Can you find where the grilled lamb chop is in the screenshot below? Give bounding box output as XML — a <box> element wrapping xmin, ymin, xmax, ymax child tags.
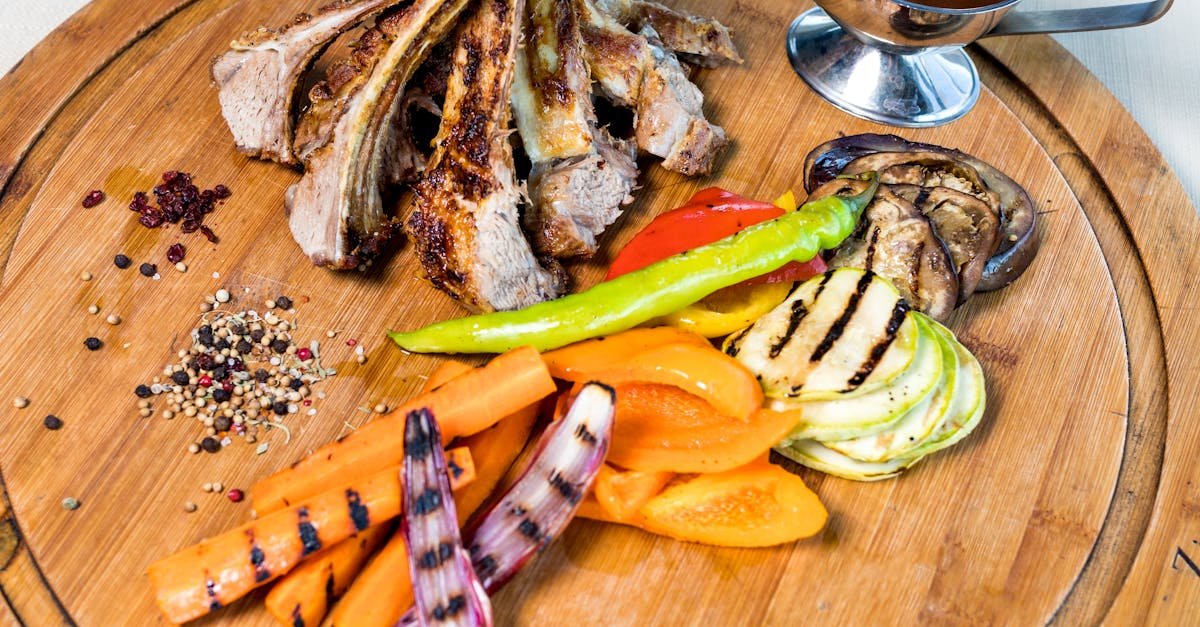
<box><xmin>408</xmin><ymin>0</ymin><xmax>567</xmax><ymax>311</ymax></box>
<box><xmin>286</xmin><ymin>0</ymin><xmax>470</xmax><ymax>269</ymax></box>
<box><xmin>513</xmin><ymin>0</ymin><xmax>638</xmax><ymax>257</ymax></box>
<box><xmin>611</xmin><ymin>0</ymin><xmax>743</xmax><ymax>66</ymax></box>
<box><xmin>635</xmin><ymin>25</ymin><xmax>727</xmax><ymax>175</ymax></box>
<box><xmin>383</xmin><ymin>87</ymin><xmax>441</xmax><ymax>185</ymax></box>
<box><xmin>211</xmin><ymin>0</ymin><xmax>397</xmax><ymax>164</ymax></box>
<box><xmin>576</xmin><ymin>0</ymin><xmax>726</xmax><ymax>175</ymax></box>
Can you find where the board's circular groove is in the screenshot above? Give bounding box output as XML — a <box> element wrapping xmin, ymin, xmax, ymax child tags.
<box><xmin>0</xmin><ymin>1</ymin><xmax>1195</xmax><ymax>625</ymax></box>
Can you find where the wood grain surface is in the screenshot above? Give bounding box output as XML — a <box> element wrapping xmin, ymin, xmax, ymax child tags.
<box><xmin>0</xmin><ymin>1</ymin><xmax>1196</xmax><ymax>625</ymax></box>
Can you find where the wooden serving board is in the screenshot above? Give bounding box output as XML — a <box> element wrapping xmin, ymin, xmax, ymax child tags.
<box><xmin>1</xmin><ymin>0</ymin><xmax>1197</xmax><ymax>624</ymax></box>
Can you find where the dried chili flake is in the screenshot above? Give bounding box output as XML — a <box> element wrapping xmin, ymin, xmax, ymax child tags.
<box><xmin>81</xmin><ymin>190</ymin><xmax>105</xmax><ymax>208</ymax></box>
<box><xmin>166</xmin><ymin>243</ymin><xmax>186</xmax><ymax>264</ymax></box>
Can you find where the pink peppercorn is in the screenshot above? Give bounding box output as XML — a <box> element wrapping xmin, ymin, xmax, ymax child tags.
<box><xmin>346</xmin><ymin>339</ymin><xmax>357</xmax><ymax>347</ymax></box>
<box><xmin>303</xmin><ymin>399</ymin><xmax>312</xmax><ymax>407</ymax></box>
<box><xmin>222</xmin><ymin>381</ymin><xmax>234</xmax><ymax>393</ymax></box>
<box><xmin>226</xmin><ymin>489</ymin><xmax>244</xmax><ymax>503</ymax></box>
<box><xmin>198</xmin><ymin>374</ymin><xmax>213</xmax><ymax>387</ymax></box>
<box><xmin>296</xmin><ymin>347</ymin><xmax>313</xmax><ymax>361</ymax></box>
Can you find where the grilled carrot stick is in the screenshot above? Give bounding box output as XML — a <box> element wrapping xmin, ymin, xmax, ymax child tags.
<box><xmin>328</xmin><ymin>529</ymin><xmax>414</xmax><ymax>627</ymax></box>
<box><xmin>149</xmin><ymin>448</ymin><xmax>474</xmax><ymax>624</ymax></box>
<box><xmin>252</xmin><ymin>346</ymin><xmax>554</xmax><ymax>514</ymax></box>
<box><xmin>263</xmin><ymin>524</ymin><xmax>390</xmax><ymax>627</ymax></box>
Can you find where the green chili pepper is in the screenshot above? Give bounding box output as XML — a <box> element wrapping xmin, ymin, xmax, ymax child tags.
<box><xmin>389</xmin><ymin>175</ymin><xmax>879</xmax><ymax>353</ymax></box>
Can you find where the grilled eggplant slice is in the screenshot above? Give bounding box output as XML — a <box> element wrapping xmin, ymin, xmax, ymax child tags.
<box><xmin>826</xmin><ymin>185</ymin><xmax>959</xmax><ymax>321</ymax></box>
<box><xmin>890</xmin><ymin>184</ymin><xmax>1000</xmax><ymax>301</ymax></box>
<box><xmin>724</xmin><ymin>268</ymin><xmax>917</xmax><ymax>402</ymax></box>
<box><xmin>803</xmin><ymin>134</ymin><xmax>1037</xmax><ymax>292</ymax></box>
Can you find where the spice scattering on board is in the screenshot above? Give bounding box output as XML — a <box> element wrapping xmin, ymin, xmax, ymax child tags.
<box><xmin>128</xmin><ymin>170</ymin><xmax>229</xmax><ymax>243</ymax></box>
<box><xmin>135</xmin><ymin>292</ymin><xmax>336</xmax><ymax>455</ymax></box>
<box><xmin>81</xmin><ymin>189</ymin><xmax>105</xmax><ymax>208</ymax></box>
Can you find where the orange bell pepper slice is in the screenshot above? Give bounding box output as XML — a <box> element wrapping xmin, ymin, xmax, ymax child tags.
<box><xmin>638</xmin><ymin>458</ymin><xmax>827</xmax><ymax>547</ymax></box>
<box><xmin>542</xmin><ymin>327</ymin><xmax>710</xmax><ymax>381</ymax></box>
<box><xmin>555</xmin><ymin>342</ymin><xmax>763</xmax><ymax>423</ymax></box>
<box><xmin>593</xmin><ymin>464</ymin><xmax>675</xmax><ymax>523</ymax></box>
<box><xmin>607</xmin><ymin>383</ymin><xmax>797</xmax><ymax>473</ymax></box>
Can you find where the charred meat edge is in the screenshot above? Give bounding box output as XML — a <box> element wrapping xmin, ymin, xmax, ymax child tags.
<box><xmin>889</xmin><ymin>184</ymin><xmax>1000</xmax><ymax>302</ymax></box>
<box><xmin>627</xmin><ymin>0</ymin><xmax>743</xmax><ymax>66</ymax></box>
<box><xmin>514</xmin><ymin>0</ymin><xmax>638</xmax><ymax>257</ymax></box>
<box><xmin>802</xmin><ymin>134</ymin><xmax>1037</xmax><ymax>292</ymax></box>
<box><xmin>824</xmin><ymin>183</ymin><xmax>959</xmax><ymax>322</ymax></box>
<box><xmin>407</xmin><ymin>0</ymin><xmax>567</xmax><ymax>312</ymax></box>
<box><xmin>211</xmin><ymin>0</ymin><xmax>398</xmax><ymax>164</ymax></box>
<box><xmin>286</xmin><ymin>0</ymin><xmax>470</xmax><ymax>269</ymax></box>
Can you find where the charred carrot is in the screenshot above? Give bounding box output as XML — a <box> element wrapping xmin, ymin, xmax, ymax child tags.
<box><xmin>328</xmin><ymin>530</ymin><xmax>414</xmax><ymax>627</ymax></box>
<box><xmin>264</xmin><ymin>524</ymin><xmax>390</xmax><ymax>627</ymax></box>
<box><xmin>253</xmin><ymin>347</ymin><xmax>554</xmax><ymax>514</ymax></box>
<box><xmin>149</xmin><ymin>448</ymin><xmax>474</xmax><ymax>624</ymax></box>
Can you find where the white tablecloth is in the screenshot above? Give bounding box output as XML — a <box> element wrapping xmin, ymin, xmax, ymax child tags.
<box><xmin>1</xmin><ymin>0</ymin><xmax>1196</xmax><ymax>207</ymax></box>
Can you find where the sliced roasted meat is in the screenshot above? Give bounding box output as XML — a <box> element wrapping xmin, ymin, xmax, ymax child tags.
<box><xmin>408</xmin><ymin>0</ymin><xmax>567</xmax><ymax>311</ymax></box>
<box><xmin>382</xmin><ymin>87</ymin><xmax>441</xmax><ymax>185</ymax></box>
<box><xmin>628</xmin><ymin>1</ymin><xmax>743</xmax><ymax>66</ymax></box>
<box><xmin>635</xmin><ymin>25</ymin><xmax>727</xmax><ymax>175</ymax></box>
<box><xmin>513</xmin><ymin>0</ymin><xmax>594</xmax><ymax>163</ymax></box>
<box><xmin>823</xmin><ymin>184</ymin><xmax>959</xmax><ymax>321</ymax></box>
<box><xmin>526</xmin><ymin>129</ymin><xmax>638</xmax><ymax>256</ymax></box>
<box><xmin>211</xmin><ymin>0</ymin><xmax>397</xmax><ymax>164</ymax></box>
<box><xmin>577</xmin><ymin>0</ymin><xmax>727</xmax><ymax>175</ymax></box>
<box><xmin>803</xmin><ymin>134</ymin><xmax>1037</xmax><ymax>292</ymax></box>
<box><xmin>513</xmin><ymin>0</ymin><xmax>638</xmax><ymax>257</ymax></box>
<box><xmin>286</xmin><ymin>0</ymin><xmax>470</xmax><ymax>269</ymax></box>
<box><xmin>577</xmin><ymin>0</ymin><xmax>652</xmax><ymax>107</ymax></box>
<box><xmin>890</xmin><ymin>185</ymin><xmax>1000</xmax><ymax>301</ymax></box>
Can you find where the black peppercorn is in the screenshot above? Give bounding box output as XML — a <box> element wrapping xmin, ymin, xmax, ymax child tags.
<box><xmin>43</xmin><ymin>415</ymin><xmax>63</xmax><ymax>430</ymax></box>
<box><xmin>254</xmin><ymin>369</ymin><xmax>270</xmax><ymax>383</ymax></box>
<box><xmin>275</xmin><ymin>295</ymin><xmax>293</xmax><ymax>310</ymax></box>
<box><xmin>250</xmin><ymin>329</ymin><xmax>265</xmax><ymax>342</ymax></box>
<box><xmin>84</xmin><ymin>337</ymin><xmax>102</xmax><ymax>351</ymax></box>
<box><xmin>200</xmin><ymin>437</ymin><xmax>221</xmax><ymax>453</ymax></box>
<box><xmin>171</xmin><ymin>370</ymin><xmax>190</xmax><ymax>386</ymax></box>
<box><xmin>213</xmin><ymin>415</ymin><xmax>232</xmax><ymax>432</ymax></box>
<box><xmin>212</xmin><ymin>388</ymin><xmax>231</xmax><ymax>403</ymax></box>
<box><xmin>236</xmin><ymin>340</ymin><xmax>253</xmax><ymax>355</ymax></box>
<box><xmin>211</xmin><ymin>365</ymin><xmax>228</xmax><ymax>381</ymax></box>
<box><xmin>271</xmin><ymin>339</ymin><xmax>288</xmax><ymax>354</ymax></box>
<box><xmin>289</xmin><ymin>378</ymin><xmax>304</xmax><ymax>391</ymax></box>
<box><xmin>272</xmin><ymin>401</ymin><xmax>289</xmax><ymax>416</ymax></box>
<box><xmin>214</xmin><ymin>339</ymin><xmax>231</xmax><ymax>351</ymax></box>
<box><xmin>134</xmin><ymin>384</ymin><xmax>153</xmax><ymax>398</ymax></box>
<box><xmin>197</xmin><ymin>325</ymin><xmax>215</xmax><ymax>347</ymax></box>
<box><xmin>139</xmin><ymin>262</ymin><xmax>158</xmax><ymax>277</ymax></box>
<box><xmin>114</xmin><ymin>254</ymin><xmax>132</xmax><ymax>269</ymax></box>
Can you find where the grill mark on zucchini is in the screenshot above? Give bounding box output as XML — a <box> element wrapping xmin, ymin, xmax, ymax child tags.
<box><xmin>810</xmin><ymin>270</ymin><xmax>875</xmax><ymax>363</ymax></box>
<box><xmin>724</xmin><ymin>325</ymin><xmax>752</xmax><ymax>357</ymax></box>
<box><xmin>845</xmin><ymin>301</ymin><xmax>910</xmax><ymax>390</ymax></box>
<box><xmin>812</xmin><ymin>270</ymin><xmax>835</xmax><ymax>301</ymax></box>
<box><xmin>768</xmin><ymin>299</ymin><xmax>810</xmax><ymax>358</ymax></box>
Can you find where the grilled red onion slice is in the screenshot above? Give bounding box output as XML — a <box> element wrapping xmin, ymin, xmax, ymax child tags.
<box><xmin>402</xmin><ymin>408</ymin><xmax>493</xmax><ymax>627</ymax></box>
<box><xmin>467</xmin><ymin>382</ymin><xmax>615</xmax><ymax>589</ymax></box>
<box><xmin>396</xmin><ymin>383</ymin><xmax>615</xmax><ymax>626</ymax></box>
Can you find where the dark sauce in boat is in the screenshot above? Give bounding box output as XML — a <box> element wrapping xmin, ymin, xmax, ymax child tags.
<box><xmin>905</xmin><ymin>0</ymin><xmax>1006</xmax><ymax>9</ymax></box>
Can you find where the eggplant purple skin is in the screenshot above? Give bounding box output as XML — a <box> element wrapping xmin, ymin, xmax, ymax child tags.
<box><xmin>802</xmin><ymin>134</ymin><xmax>1038</xmax><ymax>292</ymax></box>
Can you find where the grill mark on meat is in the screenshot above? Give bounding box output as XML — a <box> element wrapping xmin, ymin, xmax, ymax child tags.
<box><xmin>286</xmin><ymin>0</ymin><xmax>471</xmax><ymax>270</ymax></box>
<box><xmin>408</xmin><ymin>0</ymin><xmax>566</xmax><ymax>311</ymax></box>
<box><xmin>626</xmin><ymin>1</ymin><xmax>742</xmax><ymax>66</ymax></box>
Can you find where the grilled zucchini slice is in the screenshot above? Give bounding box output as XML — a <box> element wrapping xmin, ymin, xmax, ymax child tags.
<box><xmin>725</xmin><ymin>268</ymin><xmax>917</xmax><ymax>402</ymax></box>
